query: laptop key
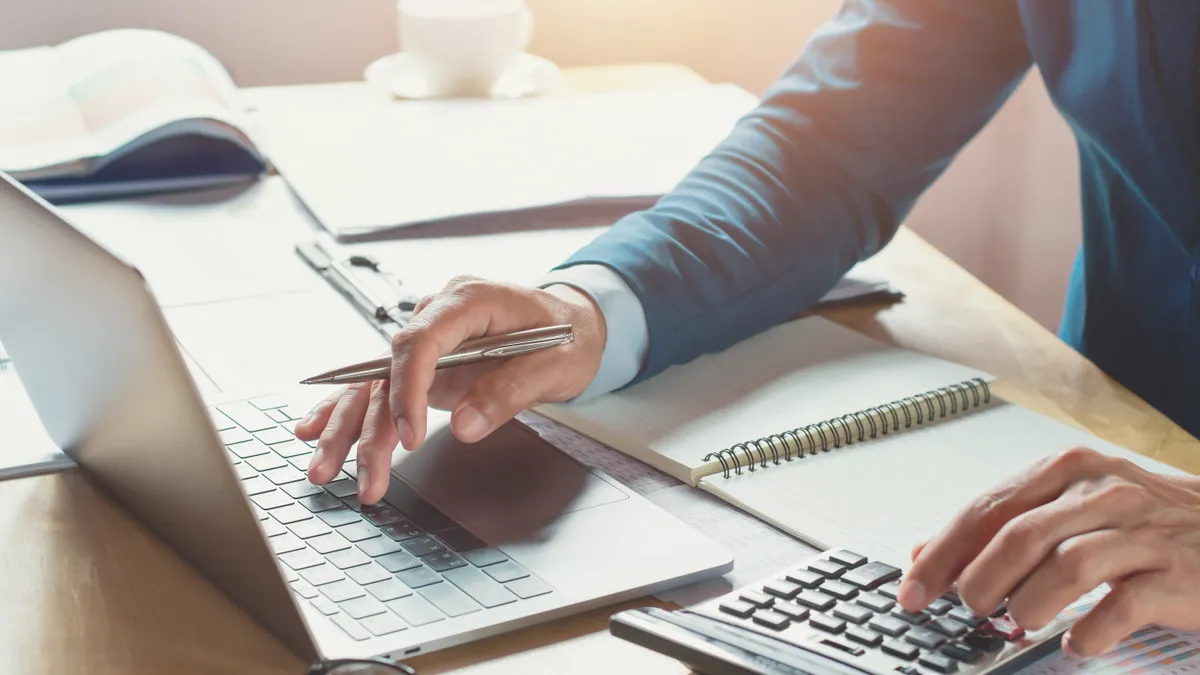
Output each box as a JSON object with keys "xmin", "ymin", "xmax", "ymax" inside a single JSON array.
[
  {"xmin": 341, "ymin": 495, "xmax": 365, "ymax": 512},
  {"xmin": 271, "ymin": 504, "xmax": 314, "ymax": 525},
  {"xmin": 266, "ymin": 408, "xmax": 291, "ymax": 424},
  {"xmin": 247, "ymin": 453, "xmax": 287, "ymax": 472},
  {"xmin": 385, "ymin": 595, "xmax": 444, "ymax": 627},
  {"xmin": 338, "ymin": 522, "xmax": 382, "ymax": 543},
  {"xmin": 250, "ymin": 395, "xmax": 287, "ymax": 411},
  {"xmin": 419, "ymin": 581, "xmax": 482, "ymax": 617},
  {"xmin": 300, "ymin": 493, "xmax": 343, "ymax": 513},
  {"xmin": 317, "ymin": 508, "xmax": 361, "ymax": 528},
  {"xmin": 346, "ymin": 562, "xmax": 393, "ymax": 586},
  {"xmin": 288, "ymin": 518, "xmax": 329, "ymax": 539},
  {"xmin": 220, "ymin": 428, "xmax": 253, "ymax": 445},
  {"xmin": 241, "ymin": 476, "xmax": 274, "ymax": 496},
  {"xmin": 329, "ymin": 613, "xmax": 370, "ymax": 641},
  {"xmin": 272, "ymin": 440, "xmax": 310, "ymax": 458},
  {"xmin": 254, "ymin": 427, "xmax": 293, "ymax": 445},
  {"xmin": 234, "ymin": 463, "xmax": 257, "ymax": 480},
  {"xmin": 397, "ymin": 565, "xmax": 442, "ymax": 589},
  {"xmin": 401, "ymin": 537, "xmax": 446, "ymax": 558},
  {"xmin": 251, "ymin": 490, "xmax": 292, "ymax": 510},
  {"xmin": 424, "ymin": 552, "xmax": 468, "ymax": 573},
  {"xmin": 360, "ymin": 611, "xmax": 408, "ymax": 637},
  {"xmin": 252, "ymin": 506, "xmax": 270, "ymax": 521},
  {"xmin": 504, "ymin": 575, "xmax": 552, "ymax": 599},
  {"xmin": 291, "ymin": 580, "xmax": 320, "ymax": 599},
  {"xmin": 228, "ymin": 440, "xmax": 270, "ymax": 459},
  {"xmin": 376, "ymin": 551, "xmax": 422, "ymax": 573},
  {"xmin": 463, "ymin": 548, "xmax": 508, "ymax": 568},
  {"xmin": 279, "ymin": 548, "xmax": 324, "ymax": 570},
  {"xmin": 261, "ymin": 519, "xmax": 287, "ymax": 538},
  {"xmin": 437, "ymin": 527, "xmax": 486, "ymax": 552},
  {"xmin": 270, "ymin": 533, "xmax": 306, "ymax": 555},
  {"xmin": 365, "ymin": 578, "xmax": 413, "ymax": 602},
  {"xmin": 310, "ymin": 597, "xmax": 339, "ymax": 616},
  {"xmin": 308, "ymin": 533, "xmax": 352, "ymax": 555},
  {"xmin": 383, "ymin": 481, "xmax": 458, "ymax": 533},
  {"xmin": 282, "ymin": 567, "xmax": 300, "ymax": 583},
  {"xmin": 482, "ymin": 560, "xmax": 530, "ymax": 584},
  {"xmin": 357, "ymin": 537, "xmax": 404, "ymax": 558},
  {"xmin": 443, "ymin": 566, "xmax": 517, "ymax": 608},
  {"xmin": 210, "ymin": 409, "xmax": 236, "ymax": 431},
  {"xmin": 218, "ymin": 403, "xmax": 277, "ymax": 432},
  {"xmin": 282, "ymin": 481, "xmax": 325, "ymax": 500},
  {"xmin": 299, "ymin": 564, "xmax": 345, "ymax": 586},
  {"xmin": 339, "ymin": 595, "xmax": 387, "ymax": 620},
  {"xmin": 263, "ymin": 467, "xmax": 306, "ymax": 485},
  {"xmin": 320, "ymin": 579, "xmax": 365, "ymax": 603},
  {"xmin": 381, "ymin": 521, "xmax": 425, "ymax": 542},
  {"xmin": 288, "ymin": 454, "xmax": 315, "ymax": 471},
  {"xmin": 326, "ymin": 548, "xmax": 371, "ymax": 570},
  {"xmin": 325, "ymin": 479, "xmax": 358, "ymax": 499},
  {"xmin": 362, "ymin": 506, "xmax": 406, "ymax": 527}
]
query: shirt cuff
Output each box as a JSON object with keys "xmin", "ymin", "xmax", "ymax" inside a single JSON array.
[{"xmin": 537, "ymin": 264, "xmax": 649, "ymax": 401}]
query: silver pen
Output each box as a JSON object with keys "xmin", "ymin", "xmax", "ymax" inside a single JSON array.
[{"xmin": 299, "ymin": 324, "xmax": 575, "ymax": 385}]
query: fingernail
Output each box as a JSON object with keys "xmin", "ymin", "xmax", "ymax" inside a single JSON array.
[
  {"xmin": 1062, "ymin": 632, "xmax": 1082, "ymax": 659},
  {"xmin": 456, "ymin": 406, "xmax": 489, "ymax": 442},
  {"xmin": 357, "ymin": 463, "xmax": 371, "ymax": 501},
  {"xmin": 308, "ymin": 446, "xmax": 326, "ymax": 472},
  {"xmin": 394, "ymin": 415, "xmax": 412, "ymax": 449},
  {"xmin": 897, "ymin": 579, "xmax": 926, "ymax": 609}
]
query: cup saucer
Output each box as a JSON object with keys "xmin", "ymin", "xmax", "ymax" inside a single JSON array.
[{"xmin": 363, "ymin": 52, "xmax": 562, "ymax": 100}]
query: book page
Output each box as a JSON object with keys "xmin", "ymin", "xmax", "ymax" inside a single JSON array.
[
  {"xmin": 700, "ymin": 402, "xmax": 1191, "ymax": 567},
  {"xmin": 1021, "ymin": 623, "xmax": 1200, "ymax": 675},
  {"xmin": 0, "ymin": 29, "xmax": 243, "ymax": 178},
  {"xmin": 537, "ymin": 316, "xmax": 990, "ymax": 484}
]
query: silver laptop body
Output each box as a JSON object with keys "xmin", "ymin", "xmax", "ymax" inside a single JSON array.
[{"xmin": 0, "ymin": 173, "xmax": 732, "ymax": 661}]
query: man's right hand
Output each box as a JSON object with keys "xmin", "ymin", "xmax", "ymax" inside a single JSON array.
[{"xmin": 293, "ymin": 275, "xmax": 607, "ymax": 505}]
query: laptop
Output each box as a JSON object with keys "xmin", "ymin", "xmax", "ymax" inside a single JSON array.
[{"xmin": 0, "ymin": 172, "xmax": 733, "ymax": 662}]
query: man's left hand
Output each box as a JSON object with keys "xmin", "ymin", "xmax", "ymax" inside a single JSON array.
[{"xmin": 898, "ymin": 446, "xmax": 1200, "ymax": 657}]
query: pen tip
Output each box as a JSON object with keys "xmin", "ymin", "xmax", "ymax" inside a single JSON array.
[{"xmin": 299, "ymin": 378, "xmax": 315, "ymax": 385}]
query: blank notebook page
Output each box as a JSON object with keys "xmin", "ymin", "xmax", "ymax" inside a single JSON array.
[
  {"xmin": 700, "ymin": 402, "xmax": 1189, "ymax": 566},
  {"xmin": 537, "ymin": 317, "xmax": 989, "ymax": 484}
]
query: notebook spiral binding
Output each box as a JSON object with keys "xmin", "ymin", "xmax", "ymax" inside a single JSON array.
[{"xmin": 702, "ymin": 377, "xmax": 992, "ymax": 479}]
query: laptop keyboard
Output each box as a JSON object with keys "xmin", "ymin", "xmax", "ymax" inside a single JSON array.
[{"xmin": 210, "ymin": 396, "xmax": 554, "ymax": 641}]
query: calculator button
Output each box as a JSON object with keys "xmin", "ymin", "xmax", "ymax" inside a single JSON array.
[
  {"xmin": 891, "ymin": 607, "xmax": 931, "ymax": 625},
  {"xmin": 809, "ymin": 613, "xmax": 846, "ymax": 634},
  {"xmin": 818, "ymin": 637, "xmax": 865, "ymax": 657},
  {"xmin": 878, "ymin": 581, "xmax": 902, "ymax": 599},
  {"xmin": 796, "ymin": 590, "xmax": 837, "ymax": 612},
  {"xmin": 962, "ymin": 631, "xmax": 1006, "ymax": 653},
  {"xmin": 990, "ymin": 604, "xmax": 1009, "ymax": 618},
  {"xmin": 867, "ymin": 615, "xmax": 910, "ymax": 638},
  {"xmin": 903, "ymin": 626, "xmax": 946, "ymax": 650},
  {"xmin": 832, "ymin": 603, "xmax": 873, "ymax": 625},
  {"xmin": 841, "ymin": 561, "xmax": 902, "ymax": 590},
  {"xmin": 919, "ymin": 651, "xmax": 959, "ymax": 673},
  {"xmin": 927, "ymin": 598, "xmax": 953, "ymax": 615},
  {"xmin": 856, "ymin": 592, "xmax": 895, "ymax": 613},
  {"xmin": 784, "ymin": 569, "xmax": 825, "ymax": 588},
  {"xmin": 739, "ymin": 590, "xmax": 775, "ymax": 609},
  {"xmin": 942, "ymin": 590, "xmax": 963, "ymax": 605},
  {"xmin": 929, "ymin": 616, "xmax": 969, "ymax": 638},
  {"xmin": 719, "ymin": 599, "xmax": 756, "ymax": 619},
  {"xmin": 808, "ymin": 559, "xmax": 847, "ymax": 578},
  {"xmin": 941, "ymin": 641, "xmax": 984, "ymax": 663},
  {"xmin": 947, "ymin": 605, "xmax": 986, "ymax": 627},
  {"xmin": 844, "ymin": 625, "xmax": 883, "ymax": 647},
  {"xmin": 819, "ymin": 580, "xmax": 859, "ymax": 600},
  {"xmin": 763, "ymin": 580, "xmax": 802, "ymax": 600},
  {"xmin": 828, "ymin": 550, "xmax": 868, "ymax": 568},
  {"xmin": 751, "ymin": 609, "xmax": 791, "ymax": 631},
  {"xmin": 773, "ymin": 602, "xmax": 809, "ymax": 622},
  {"xmin": 881, "ymin": 639, "xmax": 919, "ymax": 660}
]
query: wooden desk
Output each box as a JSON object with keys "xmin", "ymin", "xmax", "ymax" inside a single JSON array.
[{"xmin": 2, "ymin": 69, "xmax": 1197, "ymax": 674}]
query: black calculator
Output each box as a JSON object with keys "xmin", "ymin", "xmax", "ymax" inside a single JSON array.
[{"xmin": 611, "ymin": 549, "xmax": 1075, "ymax": 675}]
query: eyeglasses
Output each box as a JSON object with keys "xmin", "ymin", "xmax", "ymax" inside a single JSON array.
[{"xmin": 306, "ymin": 658, "xmax": 417, "ymax": 675}]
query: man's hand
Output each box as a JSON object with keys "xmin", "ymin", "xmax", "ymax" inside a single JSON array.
[
  {"xmin": 898, "ymin": 447, "xmax": 1200, "ymax": 657},
  {"xmin": 292, "ymin": 276, "xmax": 607, "ymax": 505}
]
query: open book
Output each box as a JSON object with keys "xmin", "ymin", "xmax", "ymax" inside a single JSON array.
[
  {"xmin": 0, "ymin": 29, "xmax": 268, "ymax": 203},
  {"xmin": 537, "ymin": 317, "xmax": 1189, "ymax": 565}
]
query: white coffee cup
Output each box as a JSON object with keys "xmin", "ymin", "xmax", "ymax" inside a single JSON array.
[{"xmin": 398, "ymin": 0, "xmax": 533, "ymax": 97}]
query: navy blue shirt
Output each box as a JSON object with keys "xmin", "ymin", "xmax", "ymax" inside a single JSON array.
[{"xmin": 560, "ymin": 1, "xmax": 1200, "ymax": 438}]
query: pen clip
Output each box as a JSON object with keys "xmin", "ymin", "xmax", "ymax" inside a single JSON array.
[{"xmin": 480, "ymin": 334, "xmax": 574, "ymax": 358}]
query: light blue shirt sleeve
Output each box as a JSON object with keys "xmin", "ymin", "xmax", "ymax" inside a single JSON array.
[{"xmin": 538, "ymin": 264, "xmax": 649, "ymax": 400}]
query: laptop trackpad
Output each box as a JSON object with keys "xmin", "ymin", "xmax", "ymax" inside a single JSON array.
[{"xmin": 390, "ymin": 411, "xmax": 627, "ymax": 543}]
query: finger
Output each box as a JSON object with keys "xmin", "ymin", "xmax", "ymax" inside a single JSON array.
[
  {"xmin": 293, "ymin": 387, "xmax": 346, "ymax": 441},
  {"xmin": 1006, "ymin": 529, "xmax": 1166, "ymax": 630},
  {"xmin": 307, "ymin": 382, "xmax": 371, "ymax": 484},
  {"xmin": 956, "ymin": 481, "xmax": 1141, "ymax": 616},
  {"xmin": 356, "ymin": 380, "xmax": 399, "ymax": 504},
  {"xmin": 1065, "ymin": 572, "xmax": 1161, "ymax": 657},
  {"xmin": 900, "ymin": 447, "xmax": 1114, "ymax": 611},
  {"xmin": 911, "ymin": 540, "xmax": 928, "ymax": 561},
  {"xmin": 451, "ymin": 352, "xmax": 558, "ymax": 443}
]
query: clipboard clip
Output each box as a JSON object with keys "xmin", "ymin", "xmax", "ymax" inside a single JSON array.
[{"xmin": 295, "ymin": 235, "xmax": 420, "ymax": 336}]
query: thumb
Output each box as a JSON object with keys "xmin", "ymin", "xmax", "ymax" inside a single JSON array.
[{"xmin": 451, "ymin": 353, "xmax": 561, "ymax": 443}]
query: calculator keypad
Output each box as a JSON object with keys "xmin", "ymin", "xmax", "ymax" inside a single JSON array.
[{"xmin": 705, "ymin": 550, "xmax": 1066, "ymax": 675}]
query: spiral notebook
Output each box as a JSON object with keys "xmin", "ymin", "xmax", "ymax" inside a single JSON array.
[{"xmin": 538, "ymin": 317, "xmax": 1188, "ymax": 565}]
